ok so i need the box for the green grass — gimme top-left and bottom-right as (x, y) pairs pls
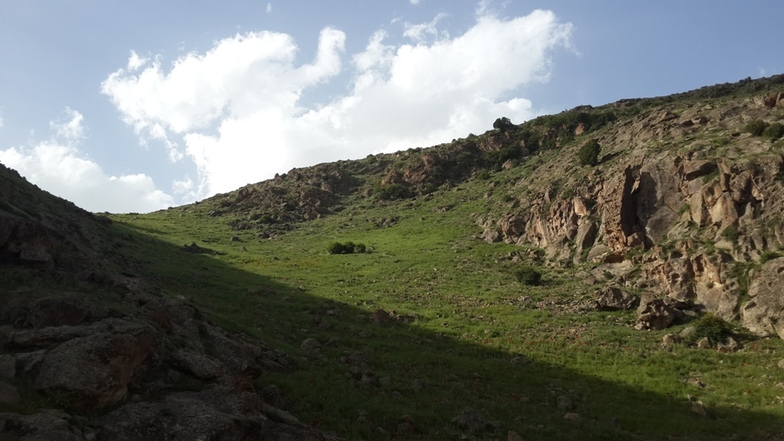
(103, 174), (784, 440)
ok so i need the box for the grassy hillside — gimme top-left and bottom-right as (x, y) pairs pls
(110, 82), (784, 439)
(3, 75), (784, 440)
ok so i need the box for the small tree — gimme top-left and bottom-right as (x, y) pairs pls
(578, 140), (601, 166)
(493, 117), (514, 132)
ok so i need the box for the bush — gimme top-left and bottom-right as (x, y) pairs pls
(744, 120), (769, 136)
(763, 122), (784, 140)
(692, 314), (734, 345)
(515, 266), (543, 286)
(493, 117), (514, 132)
(759, 250), (782, 264)
(720, 225), (740, 242)
(375, 184), (413, 200)
(327, 241), (367, 255)
(578, 140), (601, 166)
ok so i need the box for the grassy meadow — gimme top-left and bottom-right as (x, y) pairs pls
(108, 161), (784, 440)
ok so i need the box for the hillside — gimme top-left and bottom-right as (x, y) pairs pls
(2, 75), (784, 440)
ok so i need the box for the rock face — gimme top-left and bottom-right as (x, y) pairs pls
(742, 257), (784, 338)
(476, 90), (784, 334)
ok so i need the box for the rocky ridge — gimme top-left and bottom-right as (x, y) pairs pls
(0, 166), (339, 440)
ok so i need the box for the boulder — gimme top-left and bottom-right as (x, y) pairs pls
(635, 294), (677, 330)
(33, 319), (161, 409)
(594, 286), (639, 311)
(0, 411), (86, 441)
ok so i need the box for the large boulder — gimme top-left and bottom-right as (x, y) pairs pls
(33, 319), (162, 409)
(595, 286), (639, 311)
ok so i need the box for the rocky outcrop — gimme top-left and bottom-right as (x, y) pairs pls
(478, 91), (784, 335)
(741, 257), (784, 338)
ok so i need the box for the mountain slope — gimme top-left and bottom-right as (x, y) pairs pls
(2, 75), (784, 440)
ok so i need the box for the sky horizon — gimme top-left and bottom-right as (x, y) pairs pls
(1, 1), (783, 213)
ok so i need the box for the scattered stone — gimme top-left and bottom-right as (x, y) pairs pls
(373, 308), (391, 324)
(508, 431), (525, 441)
(778, 359), (784, 370)
(691, 400), (709, 418)
(300, 338), (322, 356)
(452, 408), (500, 434)
(556, 395), (572, 410)
(679, 326), (697, 339)
(717, 336), (740, 352)
(662, 333), (681, 346)
(697, 337), (711, 349)
(563, 412), (581, 422)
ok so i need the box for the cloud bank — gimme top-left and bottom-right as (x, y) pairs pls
(102, 9), (572, 200)
(0, 108), (173, 213)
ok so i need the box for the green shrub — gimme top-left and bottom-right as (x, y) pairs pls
(763, 122), (784, 140)
(493, 117), (514, 132)
(327, 241), (367, 254)
(720, 225), (740, 242)
(515, 266), (543, 286)
(744, 120), (769, 136)
(578, 140), (601, 166)
(759, 250), (782, 264)
(374, 183), (413, 200)
(692, 314), (734, 345)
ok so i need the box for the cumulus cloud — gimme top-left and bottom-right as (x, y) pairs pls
(102, 8), (572, 199)
(0, 108), (173, 213)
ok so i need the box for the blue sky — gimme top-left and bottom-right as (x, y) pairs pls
(1, 1), (782, 213)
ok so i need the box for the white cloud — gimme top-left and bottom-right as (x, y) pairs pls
(403, 13), (448, 43)
(410, 0), (421, 4)
(0, 108), (173, 213)
(266, 3), (272, 14)
(102, 8), (572, 199)
(127, 50), (148, 71)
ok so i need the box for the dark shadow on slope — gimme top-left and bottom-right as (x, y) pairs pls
(101, 220), (784, 441)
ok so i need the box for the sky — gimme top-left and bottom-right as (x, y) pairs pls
(1, 1), (782, 213)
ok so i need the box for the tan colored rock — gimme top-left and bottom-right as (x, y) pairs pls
(741, 257), (784, 338)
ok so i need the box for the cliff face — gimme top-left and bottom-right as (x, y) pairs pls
(479, 89), (784, 334)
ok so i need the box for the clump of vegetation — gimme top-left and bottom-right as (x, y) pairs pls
(515, 266), (543, 286)
(763, 122), (784, 140)
(720, 225), (741, 242)
(759, 249), (782, 264)
(578, 140), (601, 166)
(374, 183), (413, 200)
(577, 139), (602, 166)
(744, 119), (769, 136)
(691, 314), (735, 345)
(493, 116), (514, 132)
(327, 241), (367, 254)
